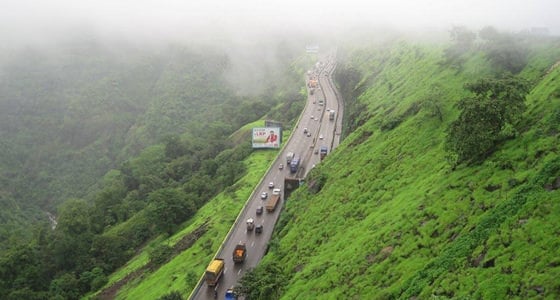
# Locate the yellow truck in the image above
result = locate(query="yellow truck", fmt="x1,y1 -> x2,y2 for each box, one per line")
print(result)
205,258 -> 224,287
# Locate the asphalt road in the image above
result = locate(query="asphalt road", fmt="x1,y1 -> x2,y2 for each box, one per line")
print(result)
191,53 -> 342,300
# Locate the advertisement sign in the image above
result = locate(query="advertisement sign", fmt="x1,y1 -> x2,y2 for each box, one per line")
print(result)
252,127 -> 281,149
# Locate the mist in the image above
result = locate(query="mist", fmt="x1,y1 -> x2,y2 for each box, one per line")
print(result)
2,0 -> 558,46
1,0 -> 558,94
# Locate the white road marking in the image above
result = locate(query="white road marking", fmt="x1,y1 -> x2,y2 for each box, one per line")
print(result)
237,269 -> 242,275
251,241 -> 255,247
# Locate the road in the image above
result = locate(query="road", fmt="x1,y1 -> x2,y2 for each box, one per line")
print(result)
191,52 -> 342,300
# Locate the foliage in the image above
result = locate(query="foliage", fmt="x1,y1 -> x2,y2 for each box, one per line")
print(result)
149,244 -> 173,266
445,75 -> 530,165
334,62 -> 369,135
146,188 -> 196,234
245,34 -> 560,300
235,261 -> 289,300
442,26 -> 476,69
158,291 -> 184,300
80,267 -> 108,292
479,26 -> 529,74
0,35 -> 308,299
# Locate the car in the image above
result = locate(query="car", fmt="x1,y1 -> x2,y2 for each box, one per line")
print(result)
279,163 -> 283,170
303,127 -> 308,134
310,115 -> 314,119
260,192 -> 268,199
315,117 -> 319,121
268,182 -> 274,189
307,132 -> 312,137
246,218 -> 254,231
314,149 -> 319,154
255,224 -> 263,234
256,206 -> 263,215
319,134 -> 324,140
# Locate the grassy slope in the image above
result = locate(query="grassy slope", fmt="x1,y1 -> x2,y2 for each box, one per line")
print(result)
261,40 -> 560,299
85,120 -> 280,299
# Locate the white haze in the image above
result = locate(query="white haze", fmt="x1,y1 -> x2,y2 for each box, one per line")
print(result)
1,0 -> 558,46
0,0 -> 558,95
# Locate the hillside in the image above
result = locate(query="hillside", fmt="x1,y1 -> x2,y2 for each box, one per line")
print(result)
237,34 -> 560,299
0,35 -> 312,300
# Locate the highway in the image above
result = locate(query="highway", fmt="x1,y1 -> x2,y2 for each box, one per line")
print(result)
191,52 -> 342,300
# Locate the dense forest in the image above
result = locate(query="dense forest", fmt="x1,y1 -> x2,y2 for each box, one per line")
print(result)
0,33 -> 312,299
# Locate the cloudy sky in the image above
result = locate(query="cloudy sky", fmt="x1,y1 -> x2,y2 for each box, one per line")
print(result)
1,0 -> 558,45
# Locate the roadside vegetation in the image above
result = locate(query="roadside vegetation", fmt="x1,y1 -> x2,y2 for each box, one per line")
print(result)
0,37 -> 311,300
1,26 -> 558,300
237,28 -> 560,299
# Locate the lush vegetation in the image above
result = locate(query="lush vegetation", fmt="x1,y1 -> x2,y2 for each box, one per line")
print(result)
235,29 -> 560,299
2,27 -> 559,300
0,35 -> 311,299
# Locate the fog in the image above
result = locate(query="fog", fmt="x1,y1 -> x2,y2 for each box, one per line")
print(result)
1,0 -> 558,47
0,0 -> 558,94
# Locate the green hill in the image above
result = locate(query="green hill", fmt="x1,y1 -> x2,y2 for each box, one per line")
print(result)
235,34 -> 560,299
0,36 -> 312,300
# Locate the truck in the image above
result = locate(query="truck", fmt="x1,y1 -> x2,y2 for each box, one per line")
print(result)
266,193 -> 280,213
286,151 -> 294,164
320,146 -> 328,160
205,258 -> 225,287
308,79 -> 318,88
290,157 -> 300,173
232,242 -> 247,263
329,109 -> 335,120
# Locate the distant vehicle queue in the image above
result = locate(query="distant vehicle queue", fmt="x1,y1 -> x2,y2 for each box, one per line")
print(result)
202,60 -> 336,299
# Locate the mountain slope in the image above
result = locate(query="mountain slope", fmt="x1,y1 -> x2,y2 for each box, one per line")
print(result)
250,37 -> 560,299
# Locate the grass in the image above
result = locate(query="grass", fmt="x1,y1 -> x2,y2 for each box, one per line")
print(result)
97,37 -> 560,300
83,145 -> 278,299
254,38 -> 560,299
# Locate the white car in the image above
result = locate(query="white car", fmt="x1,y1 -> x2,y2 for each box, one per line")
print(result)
260,192 -> 268,199
268,182 -> 274,189
310,115 -> 314,119
319,134 -> 324,140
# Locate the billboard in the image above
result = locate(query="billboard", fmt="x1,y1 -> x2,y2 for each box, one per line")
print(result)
252,127 -> 281,149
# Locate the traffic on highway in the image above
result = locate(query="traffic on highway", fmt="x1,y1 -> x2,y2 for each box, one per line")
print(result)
191,52 -> 342,300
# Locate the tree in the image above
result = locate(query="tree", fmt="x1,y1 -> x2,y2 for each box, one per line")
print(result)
445,76 -> 530,165
442,26 -> 476,69
235,262 -> 289,300
146,188 -> 196,234
421,84 -> 445,121
163,135 -> 188,159
49,273 -> 81,300
479,27 -> 529,74
79,267 -> 107,293
50,199 -> 94,273
158,291 -> 183,300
